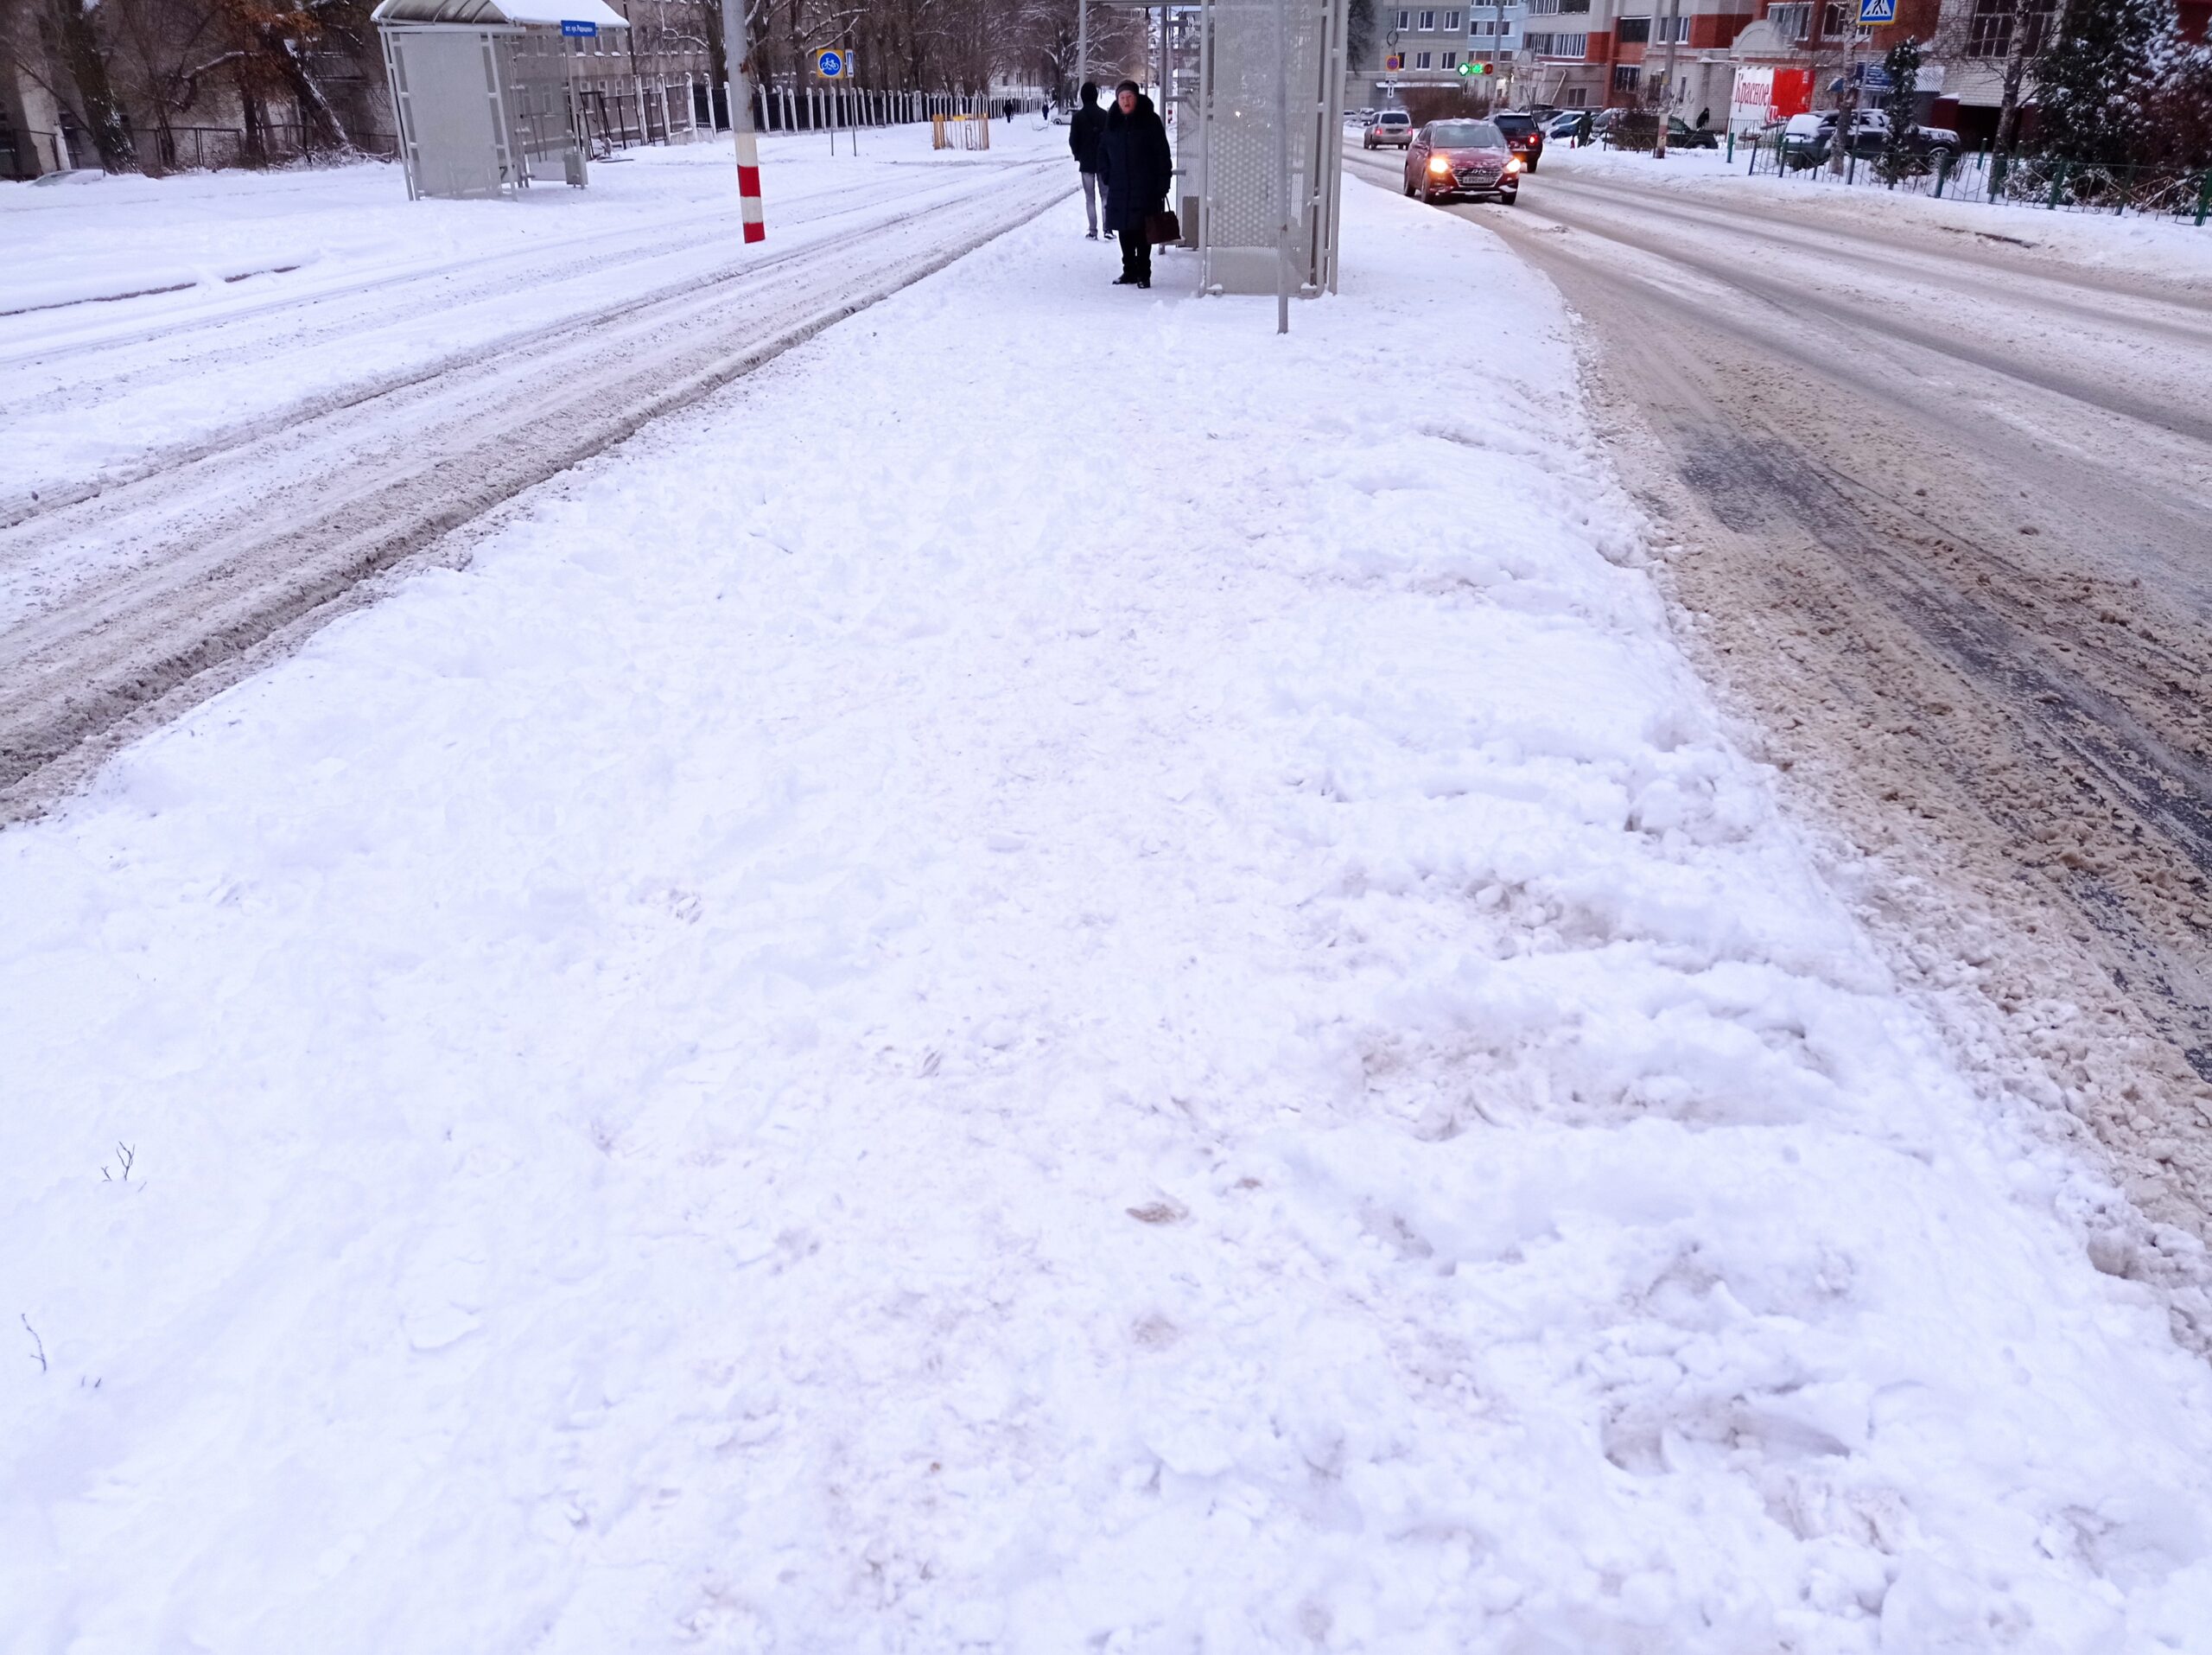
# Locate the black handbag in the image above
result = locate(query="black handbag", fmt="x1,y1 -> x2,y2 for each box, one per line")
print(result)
1145,208 -> 1182,245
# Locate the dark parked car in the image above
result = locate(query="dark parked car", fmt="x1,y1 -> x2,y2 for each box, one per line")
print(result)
1832,109 -> 1962,163
1663,117 -> 1719,150
1769,109 -> 1961,169
1490,111 -> 1546,172
1404,118 -> 1522,204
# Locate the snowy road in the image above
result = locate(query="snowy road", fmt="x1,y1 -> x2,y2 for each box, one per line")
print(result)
0,137 -> 1070,818
1347,145 -> 2212,1244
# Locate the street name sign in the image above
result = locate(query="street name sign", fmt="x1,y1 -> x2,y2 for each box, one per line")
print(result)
560,19 -> 596,35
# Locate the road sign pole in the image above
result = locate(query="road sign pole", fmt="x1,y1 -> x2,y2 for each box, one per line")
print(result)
718,0 -> 766,242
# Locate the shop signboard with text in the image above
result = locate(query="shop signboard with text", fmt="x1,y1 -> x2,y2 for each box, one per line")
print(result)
1729,64 -> 1812,132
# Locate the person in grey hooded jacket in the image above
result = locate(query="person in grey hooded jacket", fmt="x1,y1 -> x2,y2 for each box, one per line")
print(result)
1068,81 -> 1109,239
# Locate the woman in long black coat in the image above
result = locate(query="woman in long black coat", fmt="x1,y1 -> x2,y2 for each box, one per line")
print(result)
1098,80 -> 1173,289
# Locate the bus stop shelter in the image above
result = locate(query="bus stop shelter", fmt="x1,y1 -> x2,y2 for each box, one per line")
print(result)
1187,0 -> 1350,312
373,0 -> 628,200
1086,0 -> 1349,321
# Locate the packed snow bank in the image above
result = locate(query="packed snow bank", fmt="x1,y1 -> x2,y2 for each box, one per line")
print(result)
1547,141 -> 2212,288
6,181 -> 2212,1652
0,122 -> 1064,506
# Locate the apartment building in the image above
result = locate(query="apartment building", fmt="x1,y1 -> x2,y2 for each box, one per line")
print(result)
1354,0 -> 2210,128
1931,0 -> 2209,143
1351,4 -> 1528,107
1726,0 -> 2208,143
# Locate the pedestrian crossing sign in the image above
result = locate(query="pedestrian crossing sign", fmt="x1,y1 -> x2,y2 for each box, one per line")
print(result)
1858,0 -> 1897,22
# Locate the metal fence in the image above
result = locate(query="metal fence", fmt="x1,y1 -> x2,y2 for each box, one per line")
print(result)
1739,136 -> 2212,226
3,124 -> 401,177
6,86 -> 1018,180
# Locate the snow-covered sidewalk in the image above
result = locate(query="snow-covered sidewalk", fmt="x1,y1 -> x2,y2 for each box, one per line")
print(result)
1543,141 -> 2212,287
5,178 -> 2212,1652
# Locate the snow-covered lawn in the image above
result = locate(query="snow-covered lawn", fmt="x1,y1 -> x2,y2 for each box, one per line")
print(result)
1547,140 -> 2212,287
6,177 -> 2212,1652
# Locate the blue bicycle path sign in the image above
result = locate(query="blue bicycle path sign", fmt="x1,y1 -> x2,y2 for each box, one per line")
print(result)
1858,0 -> 1897,22
816,48 -> 846,79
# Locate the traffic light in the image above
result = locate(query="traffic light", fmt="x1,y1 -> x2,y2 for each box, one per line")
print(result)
1457,60 -> 1491,75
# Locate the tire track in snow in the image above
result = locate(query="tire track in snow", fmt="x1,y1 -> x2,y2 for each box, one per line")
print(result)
0,169 -> 1018,529
0,165 -> 1071,824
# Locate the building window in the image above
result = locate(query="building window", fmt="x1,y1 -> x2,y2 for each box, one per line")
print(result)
1565,87 -> 1586,106
1965,0 -> 2060,57
1612,64 -> 1641,91
1766,3 -> 1810,41
1444,9 -> 1463,28
1395,9 -> 1412,29
1616,16 -> 1650,43
1418,10 -> 1437,29
1821,2 -> 1871,38
1442,49 -> 1459,67
1523,30 -> 1586,55
1662,13 -> 1688,41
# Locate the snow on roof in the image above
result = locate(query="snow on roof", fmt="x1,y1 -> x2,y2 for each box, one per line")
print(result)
370,0 -> 631,28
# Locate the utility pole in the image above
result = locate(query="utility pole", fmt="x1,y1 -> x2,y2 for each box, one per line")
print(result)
1274,0 -> 1292,334
718,0 -> 766,240
1491,0 -> 1507,113
1653,0 -> 1683,156
1077,0 -> 1088,94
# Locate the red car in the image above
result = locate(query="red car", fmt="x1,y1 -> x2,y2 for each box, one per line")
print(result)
1403,118 -> 1522,205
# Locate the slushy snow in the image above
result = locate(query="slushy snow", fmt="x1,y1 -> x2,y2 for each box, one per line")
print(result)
4,174 -> 2212,1652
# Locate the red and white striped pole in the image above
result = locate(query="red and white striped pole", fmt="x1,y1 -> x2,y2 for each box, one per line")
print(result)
720,0 -> 766,244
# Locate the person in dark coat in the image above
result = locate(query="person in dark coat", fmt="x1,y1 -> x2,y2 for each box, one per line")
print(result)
1695,107 -> 1712,130
1098,80 -> 1172,289
1068,81 -> 1109,239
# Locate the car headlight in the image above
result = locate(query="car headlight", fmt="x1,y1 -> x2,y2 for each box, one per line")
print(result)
1505,156 -> 1524,173
1428,156 -> 1452,174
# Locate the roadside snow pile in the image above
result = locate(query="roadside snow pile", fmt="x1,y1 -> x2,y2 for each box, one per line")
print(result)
6,181 -> 2212,1652
1547,141 -> 2212,288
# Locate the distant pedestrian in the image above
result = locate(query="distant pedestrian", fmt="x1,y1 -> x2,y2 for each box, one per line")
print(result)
1099,80 -> 1172,290
1069,81 -> 1109,239
1695,107 -> 1711,130
1004,99 -> 1015,124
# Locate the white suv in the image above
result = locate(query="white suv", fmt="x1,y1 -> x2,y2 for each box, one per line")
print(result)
1364,110 -> 1414,150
